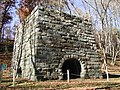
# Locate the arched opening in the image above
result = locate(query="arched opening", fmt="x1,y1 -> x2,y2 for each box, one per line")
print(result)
62,58 -> 81,80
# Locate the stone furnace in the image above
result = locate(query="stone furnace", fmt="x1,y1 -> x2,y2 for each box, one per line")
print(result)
12,6 -> 102,81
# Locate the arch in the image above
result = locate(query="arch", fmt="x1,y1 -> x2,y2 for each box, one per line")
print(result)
62,58 -> 81,79
58,55 -> 87,79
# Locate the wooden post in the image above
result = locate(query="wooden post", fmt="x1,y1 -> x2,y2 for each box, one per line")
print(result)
106,65 -> 109,81
13,69 -> 15,86
67,69 -> 70,83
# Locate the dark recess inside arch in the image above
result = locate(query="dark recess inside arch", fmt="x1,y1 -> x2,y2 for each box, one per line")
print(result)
62,58 -> 81,80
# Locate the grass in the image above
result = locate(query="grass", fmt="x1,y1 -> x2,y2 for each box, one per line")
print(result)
1,59 -> 120,89
1,77 -> 120,90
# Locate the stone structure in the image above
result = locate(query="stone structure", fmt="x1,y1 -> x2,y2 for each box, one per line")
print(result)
12,6 -> 102,81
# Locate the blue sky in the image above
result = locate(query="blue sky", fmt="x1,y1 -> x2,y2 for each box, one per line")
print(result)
5,0 -> 20,39
10,0 -> 120,34
11,0 -> 87,28
9,0 -> 91,39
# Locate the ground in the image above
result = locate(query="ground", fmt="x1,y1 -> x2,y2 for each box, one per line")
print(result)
1,61 -> 120,90
1,77 -> 120,90
1,56 -> 120,90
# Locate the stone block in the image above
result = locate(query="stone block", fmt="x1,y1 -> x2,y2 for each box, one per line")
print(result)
12,6 -> 101,81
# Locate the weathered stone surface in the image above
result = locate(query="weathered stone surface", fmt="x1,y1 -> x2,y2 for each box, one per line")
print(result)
12,6 -> 102,81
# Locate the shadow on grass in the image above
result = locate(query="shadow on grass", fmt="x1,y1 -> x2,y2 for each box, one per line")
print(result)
102,73 -> 120,78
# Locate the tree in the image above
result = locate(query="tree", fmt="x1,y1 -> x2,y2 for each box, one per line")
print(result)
0,0 -> 16,40
17,0 -> 68,21
80,0 -> 120,80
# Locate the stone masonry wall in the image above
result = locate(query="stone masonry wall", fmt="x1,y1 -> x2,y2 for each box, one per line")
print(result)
12,6 -> 102,81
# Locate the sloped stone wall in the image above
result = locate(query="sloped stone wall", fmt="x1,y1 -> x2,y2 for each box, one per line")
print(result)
12,6 -> 102,81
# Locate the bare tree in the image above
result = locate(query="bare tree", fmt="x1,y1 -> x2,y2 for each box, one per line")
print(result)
79,0 -> 120,81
